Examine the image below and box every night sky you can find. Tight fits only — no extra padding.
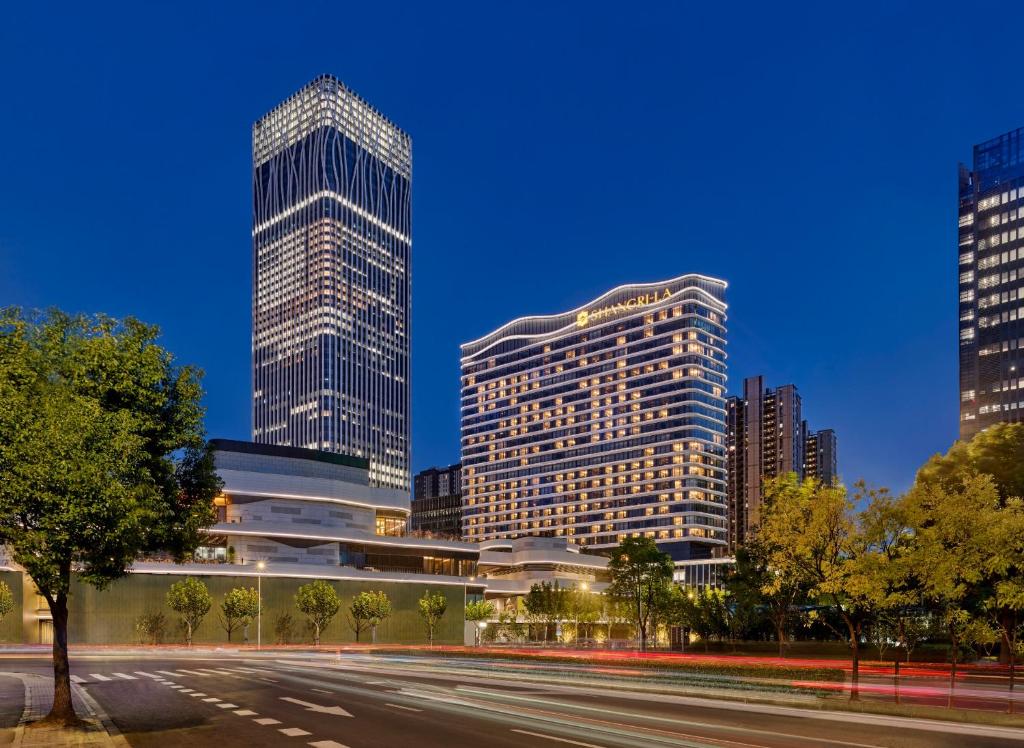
[2,2,1020,492]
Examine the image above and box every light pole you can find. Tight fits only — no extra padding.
[256,561,266,651]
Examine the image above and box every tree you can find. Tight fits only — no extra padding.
[167,577,212,645]
[0,580,12,625]
[566,588,602,642]
[727,538,804,656]
[219,587,260,643]
[607,536,674,650]
[349,590,392,643]
[0,309,220,724]
[274,612,295,645]
[295,580,340,646]
[134,612,167,645]
[418,590,448,645]
[758,475,912,695]
[465,600,496,646]
[523,582,567,643]
[916,423,1024,502]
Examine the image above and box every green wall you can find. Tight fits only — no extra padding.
[8,571,465,646]
[0,571,23,644]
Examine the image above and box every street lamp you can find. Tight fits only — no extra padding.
[256,561,266,651]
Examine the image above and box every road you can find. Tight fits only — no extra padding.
[2,651,1023,748]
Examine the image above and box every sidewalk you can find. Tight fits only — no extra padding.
[11,674,124,747]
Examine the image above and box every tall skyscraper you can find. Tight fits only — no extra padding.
[460,274,729,561]
[726,376,802,550]
[803,426,837,486]
[252,75,412,490]
[412,464,464,538]
[958,127,1024,440]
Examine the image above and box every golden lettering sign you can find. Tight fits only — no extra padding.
[576,288,673,327]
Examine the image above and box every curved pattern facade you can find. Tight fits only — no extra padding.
[252,75,412,490]
[460,274,728,560]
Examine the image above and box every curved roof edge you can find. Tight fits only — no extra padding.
[460,273,727,357]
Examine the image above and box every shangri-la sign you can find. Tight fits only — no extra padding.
[576,288,673,327]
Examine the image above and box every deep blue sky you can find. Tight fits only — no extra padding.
[2,2,1019,492]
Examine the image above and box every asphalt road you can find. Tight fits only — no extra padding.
[2,651,1023,748]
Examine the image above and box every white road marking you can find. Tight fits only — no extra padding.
[190,692,207,697]
[156,670,179,678]
[180,689,195,693]
[234,709,258,716]
[70,675,86,684]
[259,677,279,683]
[111,673,136,680]
[175,669,207,676]
[228,667,260,673]
[385,703,422,712]
[280,697,353,717]
[367,680,389,685]
[279,727,312,737]
[308,742,350,748]
[311,688,331,695]
[171,686,185,690]
[135,671,161,679]
[89,673,112,681]
[202,697,221,703]
[216,703,238,709]
[511,729,608,748]
[197,668,229,675]
[254,717,281,725]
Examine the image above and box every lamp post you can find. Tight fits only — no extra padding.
[577,582,589,643]
[256,561,266,651]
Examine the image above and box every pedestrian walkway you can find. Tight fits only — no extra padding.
[12,673,125,747]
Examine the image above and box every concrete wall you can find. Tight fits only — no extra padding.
[4,570,464,646]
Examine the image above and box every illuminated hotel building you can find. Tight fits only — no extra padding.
[460,275,729,561]
[252,75,412,490]
[959,127,1024,439]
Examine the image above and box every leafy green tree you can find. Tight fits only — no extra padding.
[904,469,1024,684]
[135,612,167,645]
[219,586,260,642]
[758,475,912,693]
[274,612,295,645]
[566,588,602,641]
[465,599,496,646]
[607,536,674,650]
[916,422,1024,502]
[418,590,448,645]
[349,590,392,643]
[0,580,12,625]
[727,538,804,656]
[295,580,340,646]
[523,581,567,643]
[0,310,220,724]
[167,577,212,645]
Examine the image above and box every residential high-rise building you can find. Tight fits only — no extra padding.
[726,376,802,550]
[958,127,1024,439]
[803,426,837,486]
[252,75,412,490]
[412,464,463,538]
[460,274,729,561]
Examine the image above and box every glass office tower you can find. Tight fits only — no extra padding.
[460,275,729,561]
[959,127,1024,439]
[252,75,412,490]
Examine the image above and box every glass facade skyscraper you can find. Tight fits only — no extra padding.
[959,127,1024,439]
[252,75,412,490]
[460,275,729,561]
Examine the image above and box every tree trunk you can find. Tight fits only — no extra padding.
[774,617,786,658]
[186,621,193,646]
[372,625,377,645]
[45,590,80,725]
[314,624,321,647]
[842,613,860,701]
[948,627,959,710]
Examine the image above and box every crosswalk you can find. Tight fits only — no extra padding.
[63,666,366,748]
[72,667,267,684]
